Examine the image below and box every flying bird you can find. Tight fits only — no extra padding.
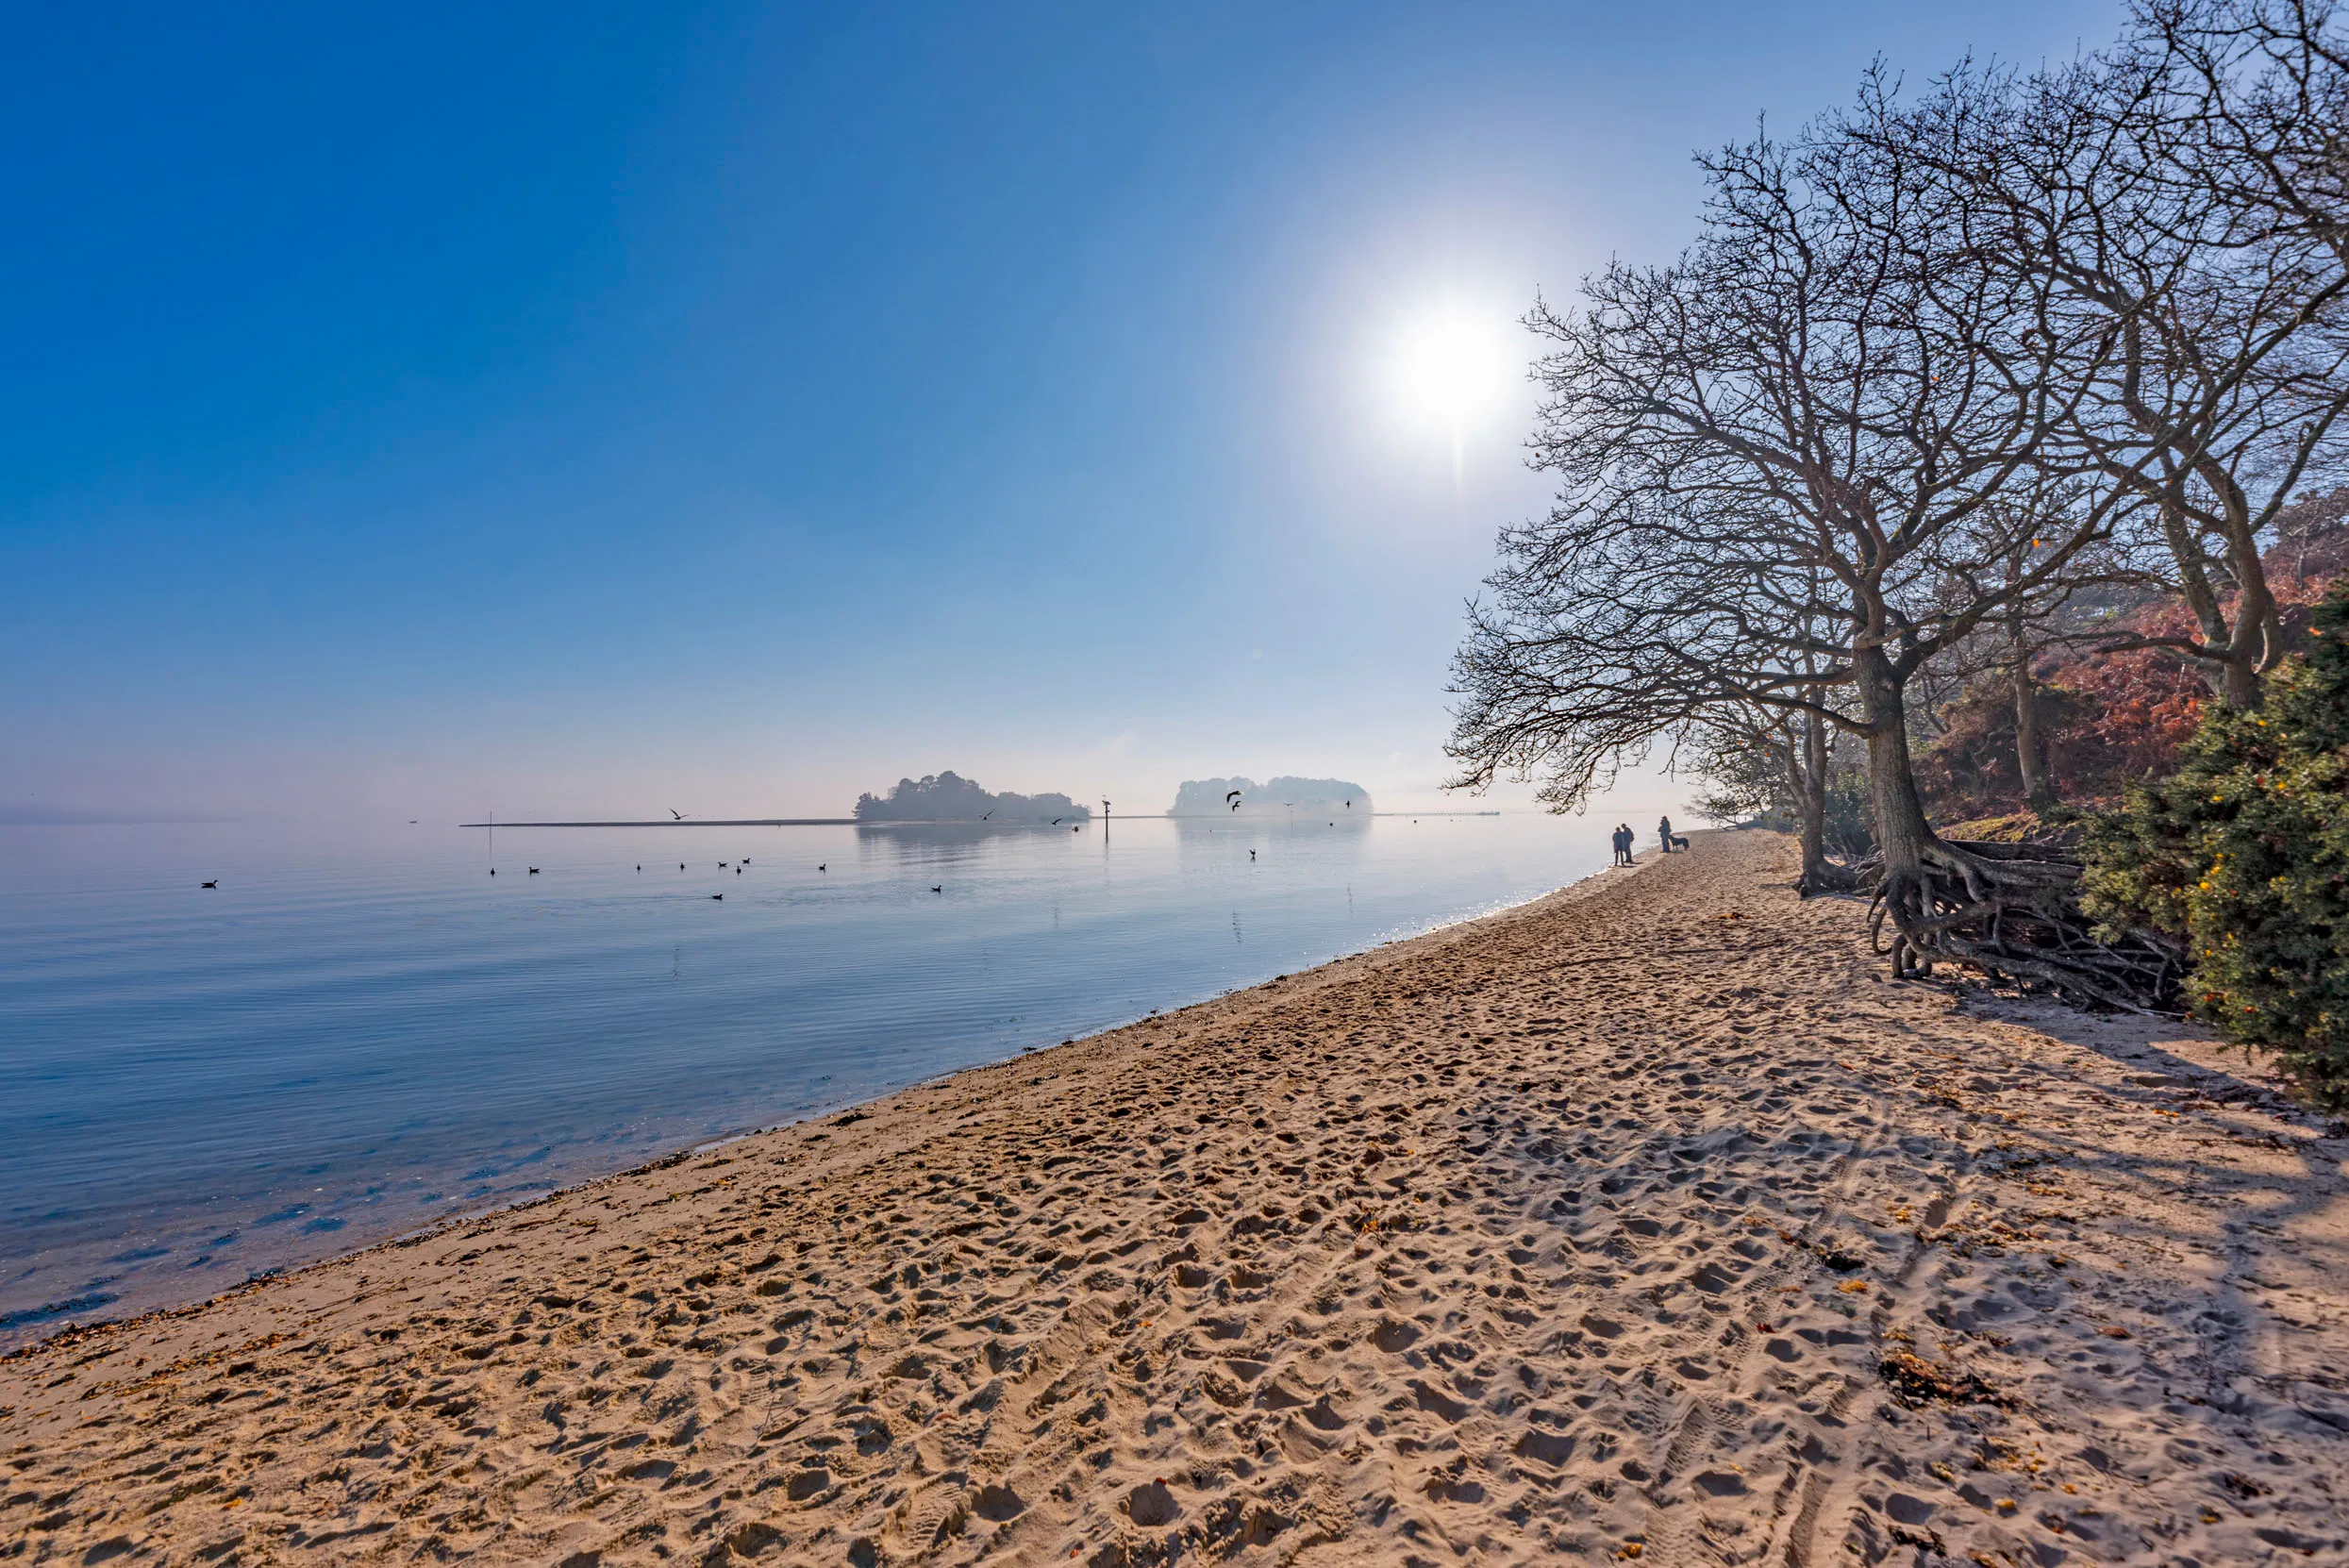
[1248,850,1256,861]
[671,809,688,821]
[981,809,993,821]
[1225,790,1242,813]
[201,879,218,889]
[1052,818,1062,826]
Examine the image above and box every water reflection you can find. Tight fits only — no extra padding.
[0,813,1603,1340]
[854,820,1088,868]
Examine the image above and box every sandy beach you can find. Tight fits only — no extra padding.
[5,829,2345,1566]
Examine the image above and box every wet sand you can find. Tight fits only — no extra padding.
[4,829,2345,1564]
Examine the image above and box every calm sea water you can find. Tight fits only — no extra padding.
[0,812,1607,1340]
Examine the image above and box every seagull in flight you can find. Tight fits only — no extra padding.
[1225,790,1242,812]
[671,809,688,821]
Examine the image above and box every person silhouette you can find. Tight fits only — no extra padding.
[1658,814,1675,855]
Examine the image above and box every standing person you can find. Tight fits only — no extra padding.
[1658,815,1674,855]
[1609,825,1627,865]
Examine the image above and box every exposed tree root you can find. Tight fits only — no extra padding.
[1796,859,1859,898]
[1858,837,2183,1011]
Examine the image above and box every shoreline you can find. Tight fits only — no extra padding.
[7,831,2342,1565]
[2,846,1644,1357]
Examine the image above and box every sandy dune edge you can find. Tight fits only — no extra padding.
[5,831,2346,1565]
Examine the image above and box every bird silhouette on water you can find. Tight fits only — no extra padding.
[817,863,826,872]
[710,893,723,900]
[201,879,218,889]
[930,884,943,893]
[528,866,541,875]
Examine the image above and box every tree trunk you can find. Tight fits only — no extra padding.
[1857,648,1932,871]
[1798,712,1827,881]
[1791,705,1852,895]
[2221,644,2262,709]
[2200,446,2277,711]
[1856,645,1941,975]
[2008,612,2057,815]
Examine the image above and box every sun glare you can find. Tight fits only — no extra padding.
[1381,304,1519,497]
[1392,309,1513,427]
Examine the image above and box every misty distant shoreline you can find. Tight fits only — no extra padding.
[458,812,1503,828]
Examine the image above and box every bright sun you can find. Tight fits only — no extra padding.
[1392,309,1513,428]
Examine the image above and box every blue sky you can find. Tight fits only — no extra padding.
[0,1,2124,821]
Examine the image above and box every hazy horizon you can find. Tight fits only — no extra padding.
[2,1,2124,820]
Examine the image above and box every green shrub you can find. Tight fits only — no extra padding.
[2081,580,2349,1105]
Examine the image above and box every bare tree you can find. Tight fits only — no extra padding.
[2140,0,2347,275]
[1854,5,2349,707]
[1679,697,1855,892]
[1450,121,2176,996]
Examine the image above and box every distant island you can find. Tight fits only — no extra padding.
[1168,776,1372,817]
[853,771,1091,824]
